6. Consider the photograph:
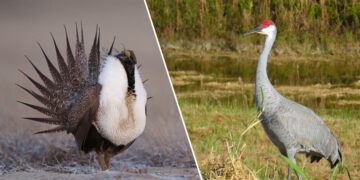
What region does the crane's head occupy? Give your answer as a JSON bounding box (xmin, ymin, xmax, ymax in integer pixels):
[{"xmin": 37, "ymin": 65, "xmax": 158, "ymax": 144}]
[{"xmin": 244, "ymin": 20, "xmax": 276, "ymax": 37}]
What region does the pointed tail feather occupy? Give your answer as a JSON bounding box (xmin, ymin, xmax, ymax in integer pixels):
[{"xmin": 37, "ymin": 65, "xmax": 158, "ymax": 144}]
[
  {"xmin": 16, "ymin": 84, "xmax": 54, "ymax": 109},
  {"xmin": 64, "ymin": 25, "xmax": 82, "ymax": 88},
  {"xmin": 75, "ymin": 22, "xmax": 86, "ymax": 61},
  {"xmin": 18, "ymin": 69, "xmax": 52, "ymax": 98},
  {"xmin": 80, "ymin": 22, "xmax": 84, "ymax": 45},
  {"xmin": 24, "ymin": 117, "xmax": 62, "ymax": 125},
  {"xmin": 108, "ymin": 36, "xmax": 116, "ymax": 55},
  {"xmin": 64, "ymin": 25, "xmax": 77, "ymax": 74},
  {"xmin": 25, "ymin": 56, "xmax": 56, "ymax": 90},
  {"xmin": 88, "ymin": 26, "xmax": 99, "ymax": 83},
  {"xmin": 34, "ymin": 125, "xmax": 65, "ymax": 134},
  {"xmin": 97, "ymin": 27, "xmax": 100, "ymax": 60},
  {"xmin": 38, "ymin": 42, "xmax": 63, "ymax": 84},
  {"xmin": 17, "ymin": 101, "xmax": 57, "ymax": 117},
  {"xmin": 50, "ymin": 33, "xmax": 70, "ymax": 82},
  {"xmin": 75, "ymin": 22, "xmax": 88, "ymax": 81}
]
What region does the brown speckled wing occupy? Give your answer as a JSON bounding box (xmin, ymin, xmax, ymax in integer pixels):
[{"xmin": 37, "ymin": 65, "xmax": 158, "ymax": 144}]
[
  {"xmin": 71, "ymin": 84, "xmax": 102, "ymax": 149},
  {"xmin": 67, "ymin": 84, "xmax": 101, "ymax": 133}
]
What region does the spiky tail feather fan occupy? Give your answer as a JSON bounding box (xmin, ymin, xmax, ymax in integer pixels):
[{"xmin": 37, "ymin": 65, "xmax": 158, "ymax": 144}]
[{"xmin": 18, "ymin": 24, "xmax": 106, "ymax": 134}]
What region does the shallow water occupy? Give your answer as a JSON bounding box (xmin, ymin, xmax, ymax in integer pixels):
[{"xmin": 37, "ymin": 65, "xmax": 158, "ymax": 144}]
[
  {"xmin": 166, "ymin": 54, "xmax": 360, "ymax": 85},
  {"xmin": 166, "ymin": 53, "xmax": 360, "ymax": 112}
]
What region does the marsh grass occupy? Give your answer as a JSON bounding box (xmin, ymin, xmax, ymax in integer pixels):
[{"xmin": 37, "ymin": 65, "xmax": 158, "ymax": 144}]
[{"xmin": 199, "ymin": 109, "xmax": 261, "ymax": 179}]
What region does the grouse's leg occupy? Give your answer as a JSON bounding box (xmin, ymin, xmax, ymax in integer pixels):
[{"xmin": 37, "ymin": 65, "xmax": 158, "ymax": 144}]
[
  {"xmin": 96, "ymin": 152, "xmax": 108, "ymax": 170},
  {"xmin": 104, "ymin": 152, "xmax": 112, "ymax": 169}
]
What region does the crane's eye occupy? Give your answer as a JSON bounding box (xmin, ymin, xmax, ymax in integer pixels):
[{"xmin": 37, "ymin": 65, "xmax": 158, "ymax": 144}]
[{"xmin": 125, "ymin": 50, "xmax": 131, "ymax": 58}]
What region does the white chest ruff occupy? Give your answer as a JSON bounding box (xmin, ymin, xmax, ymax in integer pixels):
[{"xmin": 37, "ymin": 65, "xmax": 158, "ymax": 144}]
[{"xmin": 96, "ymin": 56, "xmax": 147, "ymax": 146}]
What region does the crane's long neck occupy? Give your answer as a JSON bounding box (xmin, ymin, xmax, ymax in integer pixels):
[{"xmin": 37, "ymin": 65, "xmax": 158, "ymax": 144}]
[{"xmin": 255, "ymin": 32, "xmax": 280, "ymax": 111}]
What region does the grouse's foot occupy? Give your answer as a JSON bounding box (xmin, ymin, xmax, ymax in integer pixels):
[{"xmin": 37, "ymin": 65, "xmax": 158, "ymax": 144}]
[
  {"xmin": 104, "ymin": 152, "xmax": 112, "ymax": 169},
  {"xmin": 96, "ymin": 152, "xmax": 109, "ymax": 170}
]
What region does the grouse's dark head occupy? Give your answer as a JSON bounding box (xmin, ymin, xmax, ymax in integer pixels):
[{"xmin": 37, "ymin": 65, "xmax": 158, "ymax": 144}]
[{"xmin": 116, "ymin": 50, "xmax": 137, "ymax": 65}]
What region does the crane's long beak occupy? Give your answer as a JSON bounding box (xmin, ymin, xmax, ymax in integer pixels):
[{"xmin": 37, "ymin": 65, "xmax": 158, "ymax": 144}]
[{"xmin": 243, "ymin": 25, "xmax": 263, "ymax": 36}]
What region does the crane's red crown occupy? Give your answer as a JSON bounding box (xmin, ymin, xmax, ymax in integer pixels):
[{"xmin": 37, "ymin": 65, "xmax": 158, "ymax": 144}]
[{"xmin": 262, "ymin": 20, "xmax": 274, "ymax": 28}]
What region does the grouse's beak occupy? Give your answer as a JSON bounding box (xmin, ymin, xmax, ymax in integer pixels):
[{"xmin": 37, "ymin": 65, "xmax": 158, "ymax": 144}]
[{"xmin": 243, "ymin": 25, "xmax": 263, "ymax": 36}]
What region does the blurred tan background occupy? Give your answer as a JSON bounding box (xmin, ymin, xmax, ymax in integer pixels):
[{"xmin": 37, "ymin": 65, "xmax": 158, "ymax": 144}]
[{"xmin": 0, "ymin": 0, "xmax": 196, "ymax": 172}]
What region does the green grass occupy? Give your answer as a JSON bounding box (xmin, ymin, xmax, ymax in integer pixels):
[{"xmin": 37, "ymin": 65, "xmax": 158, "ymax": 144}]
[{"xmin": 179, "ymin": 98, "xmax": 358, "ymax": 179}]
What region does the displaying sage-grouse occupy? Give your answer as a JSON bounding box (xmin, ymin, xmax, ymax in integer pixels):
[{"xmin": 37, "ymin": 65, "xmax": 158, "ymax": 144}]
[{"xmin": 17, "ymin": 25, "xmax": 147, "ymax": 170}]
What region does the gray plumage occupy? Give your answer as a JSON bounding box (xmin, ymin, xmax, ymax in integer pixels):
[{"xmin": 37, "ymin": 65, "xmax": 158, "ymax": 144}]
[{"xmin": 245, "ymin": 20, "xmax": 342, "ymax": 180}]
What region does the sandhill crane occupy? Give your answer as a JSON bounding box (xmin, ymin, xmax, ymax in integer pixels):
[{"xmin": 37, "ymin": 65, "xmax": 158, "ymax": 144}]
[{"xmin": 243, "ymin": 20, "xmax": 342, "ymax": 180}]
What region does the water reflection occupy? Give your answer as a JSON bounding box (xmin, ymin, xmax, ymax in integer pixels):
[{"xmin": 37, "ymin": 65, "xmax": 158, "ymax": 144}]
[{"xmin": 166, "ymin": 53, "xmax": 360, "ymax": 112}]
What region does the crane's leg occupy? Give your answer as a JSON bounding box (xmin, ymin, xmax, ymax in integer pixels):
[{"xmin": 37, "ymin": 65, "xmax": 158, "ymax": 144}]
[
  {"xmin": 287, "ymin": 149, "xmax": 302, "ymax": 180},
  {"xmin": 287, "ymin": 163, "xmax": 292, "ymax": 180}
]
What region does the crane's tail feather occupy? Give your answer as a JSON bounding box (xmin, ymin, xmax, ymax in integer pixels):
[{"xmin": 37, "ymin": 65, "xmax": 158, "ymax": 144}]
[
  {"xmin": 310, "ymin": 155, "xmax": 321, "ymax": 163},
  {"xmin": 330, "ymin": 134, "xmax": 343, "ymax": 168},
  {"xmin": 18, "ymin": 24, "xmax": 102, "ymax": 134},
  {"xmin": 307, "ymin": 144, "xmax": 342, "ymax": 169},
  {"xmin": 330, "ymin": 148, "xmax": 343, "ymax": 169}
]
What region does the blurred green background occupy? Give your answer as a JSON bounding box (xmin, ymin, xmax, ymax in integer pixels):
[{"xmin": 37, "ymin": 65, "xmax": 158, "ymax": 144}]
[{"xmin": 148, "ymin": 0, "xmax": 360, "ymax": 55}]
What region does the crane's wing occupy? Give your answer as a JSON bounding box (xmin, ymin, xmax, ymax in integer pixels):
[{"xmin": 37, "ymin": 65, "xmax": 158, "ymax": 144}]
[
  {"xmin": 278, "ymin": 98, "xmax": 342, "ymax": 167},
  {"xmin": 18, "ymin": 25, "xmax": 102, "ymax": 134}
]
